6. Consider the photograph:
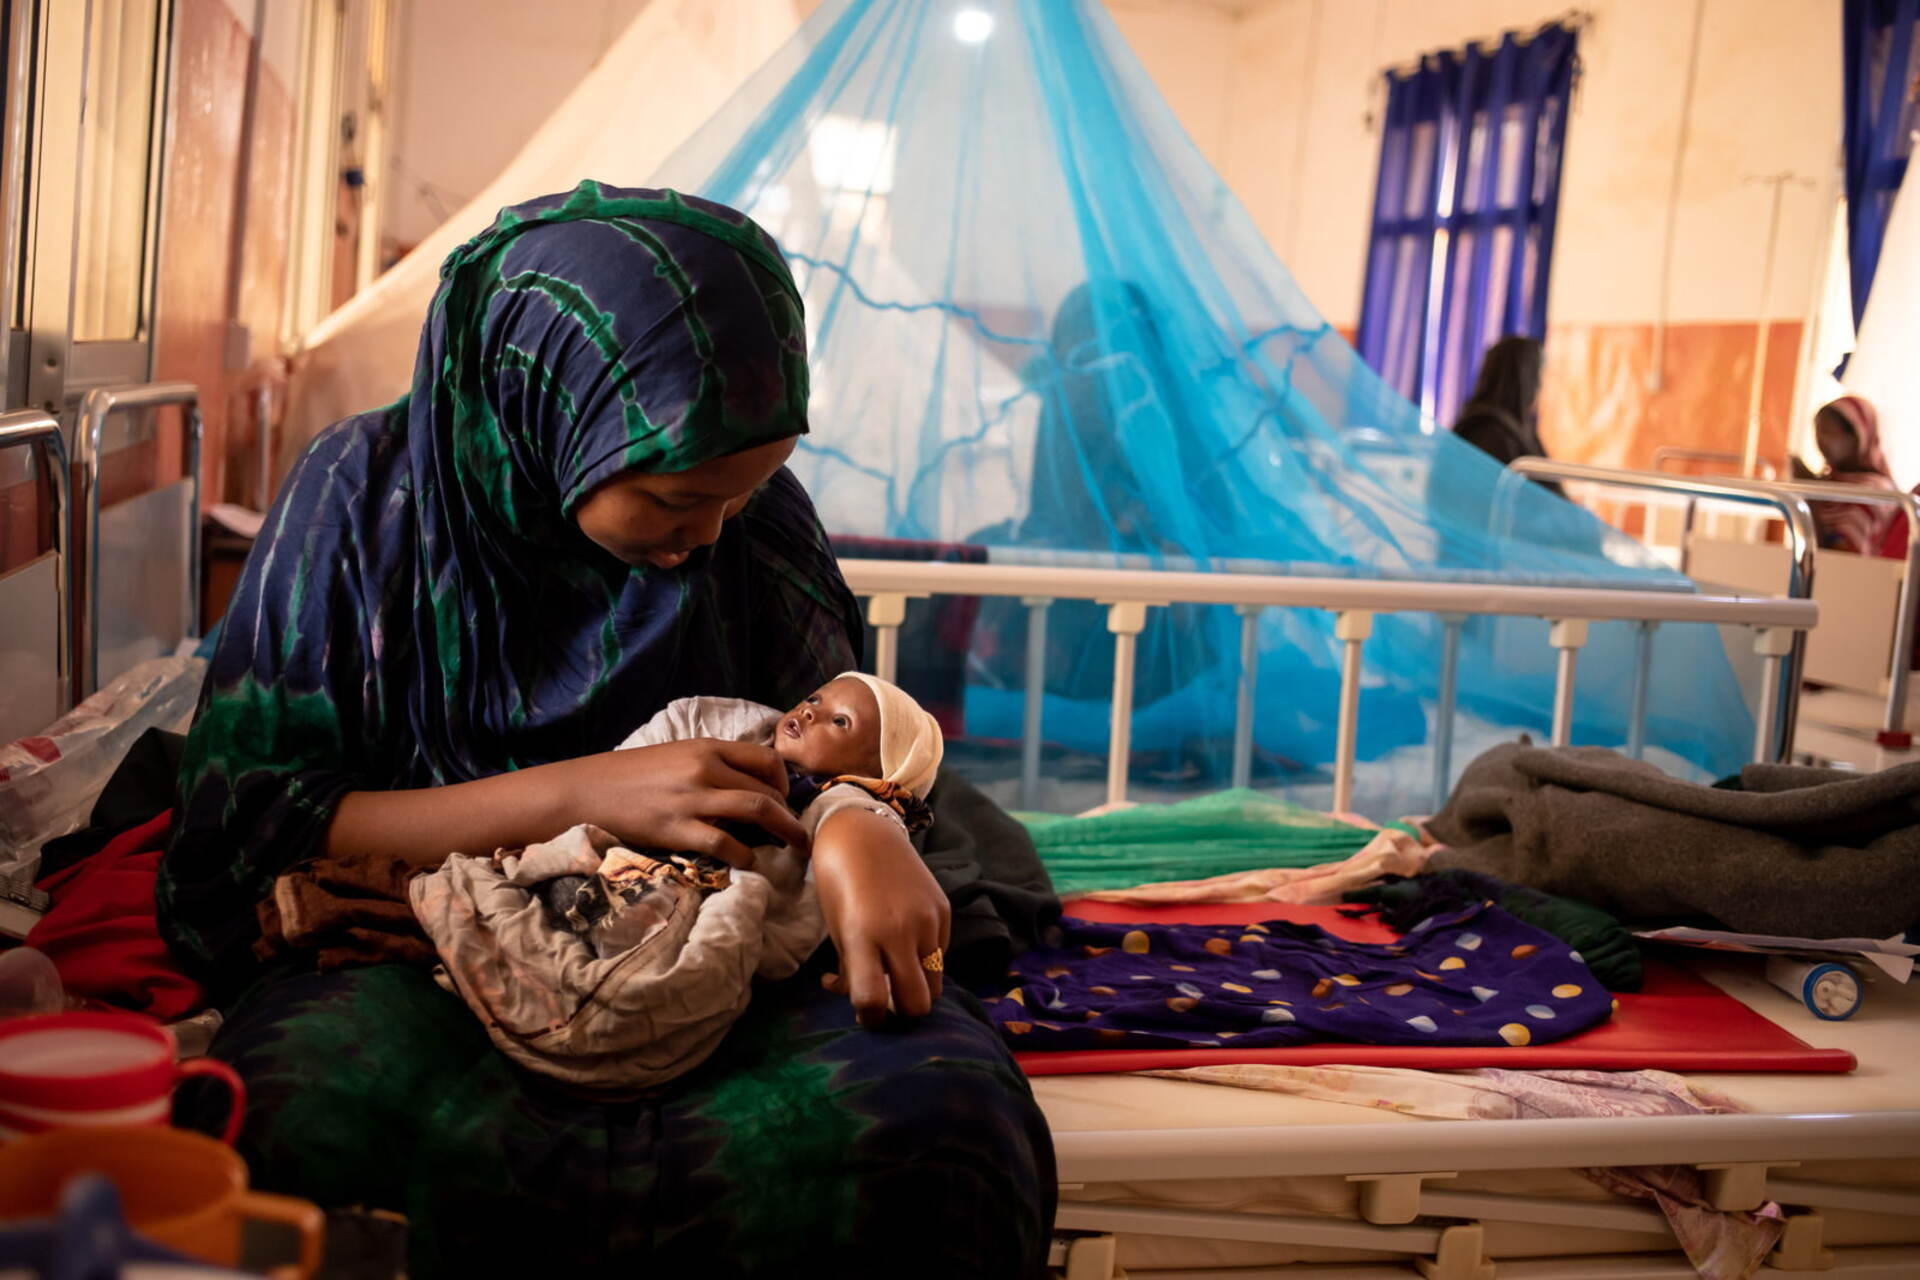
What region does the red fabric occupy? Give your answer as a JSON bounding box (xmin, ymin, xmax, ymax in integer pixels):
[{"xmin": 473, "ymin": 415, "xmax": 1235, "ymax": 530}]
[
  {"xmin": 1015, "ymin": 901, "xmax": 1855, "ymax": 1077},
  {"xmin": 27, "ymin": 810, "xmax": 205, "ymax": 1020}
]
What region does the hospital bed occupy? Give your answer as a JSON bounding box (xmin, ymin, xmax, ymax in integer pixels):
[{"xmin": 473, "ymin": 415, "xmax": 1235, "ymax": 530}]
[
  {"xmin": 0, "ymin": 387, "xmax": 202, "ymax": 750},
  {"xmin": 837, "ymin": 557, "xmax": 1920, "ymax": 1279},
  {"xmin": 1507, "ymin": 458, "xmax": 1920, "ymax": 765},
  {"xmin": 7, "ymin": 403, "xmax": 1916, "ymax": 1277}
]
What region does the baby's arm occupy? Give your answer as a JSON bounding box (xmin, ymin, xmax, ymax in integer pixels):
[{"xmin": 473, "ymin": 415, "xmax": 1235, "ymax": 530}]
[{"xmin": 811, "ymin": 804, "xmax": 949, "ymax": 1027}]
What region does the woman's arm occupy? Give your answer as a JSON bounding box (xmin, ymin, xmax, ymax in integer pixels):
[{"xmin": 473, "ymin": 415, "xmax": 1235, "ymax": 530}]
[
  {"xmin": 813, "ymin": 806, "xmax": 952, "ymax": 1028},
  {"xmin": 325, "ymin": 739, "xmax": 811, "ymax": 868}
]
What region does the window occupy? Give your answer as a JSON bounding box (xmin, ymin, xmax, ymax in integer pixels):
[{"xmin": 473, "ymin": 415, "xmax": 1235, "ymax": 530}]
[{"xmin": 1355, "ymin": 23, "xmax": 1579, "ymax": 430}]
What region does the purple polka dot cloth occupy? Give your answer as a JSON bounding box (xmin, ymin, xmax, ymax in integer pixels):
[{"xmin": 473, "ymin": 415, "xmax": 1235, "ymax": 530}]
[{"xmin": 986, "ymin": 902, "xmax": 1613, "ymax": 1051}]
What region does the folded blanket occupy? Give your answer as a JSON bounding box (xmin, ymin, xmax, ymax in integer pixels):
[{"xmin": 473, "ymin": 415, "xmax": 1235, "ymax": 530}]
[
  {"xmin": 1023, "ymin": 789, "xmax": 1383, "ymax": 897},
  {"xmin": 1428, "ymin": 743, "xmax": 1920, "ymax": 937}
]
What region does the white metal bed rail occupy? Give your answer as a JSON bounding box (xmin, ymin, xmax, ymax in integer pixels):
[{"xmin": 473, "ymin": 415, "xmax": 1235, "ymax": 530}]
[
  {"xmin": 1508, "ymin": 458, "xmax": 1920, "ymax": 748},
  {"xmin": 835, "ymin": 559, "xmax": 1818, "ymax": 814},
  {"xmin": 1495, "ymin": 459, "xmax": 1820, "ymax": 766},
  {"xmin": 74, "ymin": 381, "xmax": 203, "ymax": 696},
  {"xmin": 0, "ymin": 410, "xmax": 74, "ymax": 714}
]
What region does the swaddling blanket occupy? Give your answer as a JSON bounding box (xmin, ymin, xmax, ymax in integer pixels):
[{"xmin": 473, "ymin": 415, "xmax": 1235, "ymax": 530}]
[{"xmin": 410, "ymin": 697, "xmax": 909, "ymax": 1094}]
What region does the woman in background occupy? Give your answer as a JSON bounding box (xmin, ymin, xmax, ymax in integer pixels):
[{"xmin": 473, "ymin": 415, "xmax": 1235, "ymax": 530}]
[
  {"xmin": 1450, "ymin": 335, "xmax": 1562, "ymax": 496},
  {"xmin": 1809, "ymin": 395, "xmax": 1907, "ymax": 558}
]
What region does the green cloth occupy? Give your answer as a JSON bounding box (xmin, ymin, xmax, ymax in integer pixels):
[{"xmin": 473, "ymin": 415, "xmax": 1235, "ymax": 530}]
[
  {"xmin": 1020, "ymin": 789, "xmax": 1386, "ymax": 897},
  {"xmin": 1347, "ymin": 869, "xmax": 1644, "ymax": 991}
]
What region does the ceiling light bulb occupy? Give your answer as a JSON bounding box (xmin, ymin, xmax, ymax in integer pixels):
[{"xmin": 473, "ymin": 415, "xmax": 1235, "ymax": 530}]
[{"xmin": 954, "ymin": 8, "xmax": 994, "ymax": 43}]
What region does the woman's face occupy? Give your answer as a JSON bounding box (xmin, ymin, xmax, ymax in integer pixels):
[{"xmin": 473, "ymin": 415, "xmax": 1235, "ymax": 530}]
[
  {"xmin": 574, "ymin": 436, "xmax": 798, "ymax": 569},
  {"xmin": 1816, "ymin": 410, "xmax": 1860, "ymax": 470}
]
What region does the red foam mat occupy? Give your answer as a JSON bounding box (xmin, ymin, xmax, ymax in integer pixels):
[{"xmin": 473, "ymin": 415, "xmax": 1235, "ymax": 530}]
[{"xmin": 1012, "ymin": 901, "xmax": 1855, "ymax": 1076}]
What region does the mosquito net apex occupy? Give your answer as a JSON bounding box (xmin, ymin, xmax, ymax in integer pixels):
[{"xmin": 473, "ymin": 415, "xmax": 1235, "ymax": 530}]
[{"xmin": 646, "ymin": 0, "xmax": 1755, "ymax": 803}]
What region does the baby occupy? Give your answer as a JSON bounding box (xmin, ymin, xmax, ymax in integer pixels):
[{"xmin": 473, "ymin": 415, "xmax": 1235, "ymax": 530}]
[
  {"xmin": 408, "ymin": 673, "xmax": 943, "ymax": 1094},
  {"xmin": 543, "ymin": 674, "xmax": 941, "ymax": 955}
]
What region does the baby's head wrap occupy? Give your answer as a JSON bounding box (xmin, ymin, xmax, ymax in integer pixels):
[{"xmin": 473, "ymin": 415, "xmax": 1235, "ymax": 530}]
[{"xmin": 837, "ymin": 673, "xmax": 944, "ymax": 799}]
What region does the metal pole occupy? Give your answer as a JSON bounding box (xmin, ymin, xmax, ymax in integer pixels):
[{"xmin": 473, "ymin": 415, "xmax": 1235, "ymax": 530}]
[
  {"xmin": 1627, "ymin": 620, "xmax": 1657, "ymax": 759},
  {"xmin": 1104, "ymin": 602, "xmax": 1149, "ymax": 810},
  {"xmin": 1020, "ymin": 597, "xmax": 1050, "ymax": 811},
  {"xmin": 1332, "ymin": 610, "xmax": 1373, "ymax": 815},
  {"xmin": 1548, "ymin": 619, "xmax": 1589, "ymax": 748},
  {"xmin": 184, "ymin": 406, "xmax": 204, "ymax": 641},
  {"xmin": 1749, "ymin": 627, "xmax": 1797, "ymax": 762},
  {"xmin": 1231, "ymin": 605, "xmax": 1261, "ymax": 789},
  {"xmin": 1740, "ymin": 175, "xmax": 1795, "ymax": 478},
  {"xmin": 1885, "ymin": 504, "xmax": 1920, "ymax": 739},
  {"xmin": 76, "ymin": 383, "xmax": 202, "ymax": 695},
  {"xmin": 0, "ymin": 411, "xmax": 73, "ymax": 714},
  {"xmin": 0, "ymin": 2, "xmax": 34, "ymax": 401},
  {"xmin": 1431, "ymin": 614, "xmax": 1464, "ymax": 812},
  {"xmin": 865, "ymin": 593, "xmax": 906, "ymax": 684}
]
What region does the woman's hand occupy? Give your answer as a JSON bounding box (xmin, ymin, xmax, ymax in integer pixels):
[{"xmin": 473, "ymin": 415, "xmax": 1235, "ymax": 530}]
[
  {"xmin": 550, "ymin": 739, "xmax": 809, "ymax": 866},
  {"xmin": 325, "ymin": 737, "xmax": 806, "ymax": 868},
  {"xmin": 814, "ymin": 807, "xmax": 951, "ymax": 1029}
]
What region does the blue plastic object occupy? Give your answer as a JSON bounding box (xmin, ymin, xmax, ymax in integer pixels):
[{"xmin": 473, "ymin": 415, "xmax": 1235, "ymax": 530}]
[
  {"xmin": 651, "ymin": 0, "xmax": 1755, "ymax": 808},
  {"xmin": 0, "ymin": 1175, "xmax": 249, "ymax": 1279}
]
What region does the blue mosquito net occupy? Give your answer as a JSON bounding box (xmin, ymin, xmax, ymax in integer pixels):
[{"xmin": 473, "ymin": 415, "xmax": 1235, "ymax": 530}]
[{"xmin": 649, "ymin": 0, "xmax": 1757, "ymax": 812}]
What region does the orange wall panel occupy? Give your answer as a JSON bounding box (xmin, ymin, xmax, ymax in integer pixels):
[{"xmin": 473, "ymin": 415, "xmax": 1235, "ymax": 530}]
[{"xmin": 1538, "ymin": 320, "xmax": 1804, "ymax": 478}]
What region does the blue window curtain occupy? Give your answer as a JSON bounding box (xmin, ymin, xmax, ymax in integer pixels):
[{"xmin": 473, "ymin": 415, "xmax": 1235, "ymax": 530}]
[
  {"xmin": 1357, "ymin": 24, "xmax": 1578, "ymax": 430},
  {"xmin": 1844, "ymin": 0, "xmax": 1919, "ymax": 327}
]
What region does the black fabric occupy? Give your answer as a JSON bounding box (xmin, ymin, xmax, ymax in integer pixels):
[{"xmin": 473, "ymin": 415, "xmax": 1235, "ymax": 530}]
[
  {"xmin": 1451, "ymin": 408, "xmax": 1565, "ymax": 497},
  {"xmin": 916, "ymin": 768, "xmax": 1061, "ymax": 987},
  {"xmin": 1346, "ymin": 868, "xmax": 1643, "ymax": 992},
  {"xmin": 37, "ymin": 729, "xmax": 186, "ymax": 879}
]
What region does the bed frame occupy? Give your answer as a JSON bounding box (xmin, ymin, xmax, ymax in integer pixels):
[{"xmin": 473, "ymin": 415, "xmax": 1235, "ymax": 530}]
[
  {"xmin": 1513, "ymin": 459, "xmax": 1920, "ymax": 753},
  {"xmin": 834, "ymin": 557, "xmax": 1913, "ymax": 1280},
  {"xmin": 8, "ymin": 424, "xmax": 1912, "ymax": 1277}
]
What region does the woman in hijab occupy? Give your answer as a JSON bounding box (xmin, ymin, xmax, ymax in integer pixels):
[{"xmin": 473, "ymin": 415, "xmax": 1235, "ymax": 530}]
[
  {"xmin": 975, "ymin": 280, "xmax": 1219, "ymax": 712},
  {"xmin": 1810, "ymin": 395, "xmax": 1907, "ymax": 557},
  {"xmin": 158, "ymin": 184, "xmax": 1054, "ymax": 1277}
]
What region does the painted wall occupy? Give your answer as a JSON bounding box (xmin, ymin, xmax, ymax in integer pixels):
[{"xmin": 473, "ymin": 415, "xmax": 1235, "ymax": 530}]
[
  {"xmin": 1223, "ymin": 0, "xmax": 1840, "ymax": 329},
  {"xmin": 378, "ymin": 0, "xmax": 1248, "ymax": 251},
  {"xmin": 374, "ymin": 0, "xmax": 1844, "ymax": 474},
  {"xmin": 1218, "ymin": 0, "xmax": 1842, "ymax": 472},
  {"xmin": 383, "ymin": 0, "xmax": 651, "ymax": 250}
]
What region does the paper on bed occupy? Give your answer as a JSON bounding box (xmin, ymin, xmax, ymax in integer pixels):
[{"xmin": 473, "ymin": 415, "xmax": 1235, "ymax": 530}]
[{"xmin": 1634, "ymin": 926, "xmax": 1919, "ymax": 982}]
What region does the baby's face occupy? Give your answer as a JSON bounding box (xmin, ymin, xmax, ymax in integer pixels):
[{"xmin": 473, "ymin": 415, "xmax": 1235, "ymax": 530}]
[{"xmin": 777, "ymin": 678, "xmax": 884, "ymax": 778}]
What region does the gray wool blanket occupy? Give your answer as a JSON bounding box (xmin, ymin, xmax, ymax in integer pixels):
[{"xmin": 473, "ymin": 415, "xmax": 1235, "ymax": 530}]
[{"xmin": 1427, "ymin": 743, "xmax": 1920, "ymax": 937}]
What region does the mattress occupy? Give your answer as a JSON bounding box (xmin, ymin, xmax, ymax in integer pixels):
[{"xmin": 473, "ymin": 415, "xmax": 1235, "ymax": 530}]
[{"xmin": 1033, "ymin": 951, "xmax": 1920, "ymax": 1273}]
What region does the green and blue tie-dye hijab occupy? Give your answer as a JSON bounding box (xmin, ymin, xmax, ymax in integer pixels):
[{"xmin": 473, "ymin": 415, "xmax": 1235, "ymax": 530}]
[{"xmin": 160, "ymin": 183, "xmax": 861, "ymax": 988}]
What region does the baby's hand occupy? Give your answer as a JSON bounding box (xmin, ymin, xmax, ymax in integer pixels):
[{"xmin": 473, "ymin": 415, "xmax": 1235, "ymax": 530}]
[{"xmin": 553, "ymin": 739, "xmax": 809, "ymax": 866}]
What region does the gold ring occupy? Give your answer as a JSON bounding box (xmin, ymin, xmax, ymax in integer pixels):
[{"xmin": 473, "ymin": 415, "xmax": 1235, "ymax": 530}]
[{"xmin": 920, "ymin": 949, "xmax": 944, "ymax": 974}]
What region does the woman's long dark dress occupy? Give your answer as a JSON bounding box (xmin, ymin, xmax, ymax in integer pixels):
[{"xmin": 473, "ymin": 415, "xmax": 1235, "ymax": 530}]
[{"xmin": 159, "ymin": 184, "xmax": 1055, "ymax": 1276}]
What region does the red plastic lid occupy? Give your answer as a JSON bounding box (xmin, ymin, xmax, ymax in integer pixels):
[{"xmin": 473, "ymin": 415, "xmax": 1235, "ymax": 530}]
[{"xmin": 0, "ymin": 1011, "xmax": 176, "ymax": 1111}]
